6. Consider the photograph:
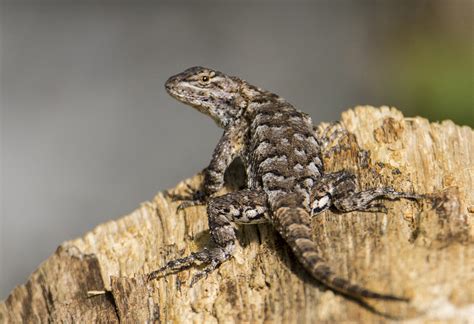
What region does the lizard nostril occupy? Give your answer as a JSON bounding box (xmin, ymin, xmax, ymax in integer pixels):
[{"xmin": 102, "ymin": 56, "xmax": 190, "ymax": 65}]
[{"xmin": 165, "ymin": 75, "xmax": 180, "ymax": 89}]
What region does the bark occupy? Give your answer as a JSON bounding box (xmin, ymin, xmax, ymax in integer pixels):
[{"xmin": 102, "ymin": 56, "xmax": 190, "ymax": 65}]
[{"xmin": 1, "ymin": 106, "xmax": 473, "ymax": 323}]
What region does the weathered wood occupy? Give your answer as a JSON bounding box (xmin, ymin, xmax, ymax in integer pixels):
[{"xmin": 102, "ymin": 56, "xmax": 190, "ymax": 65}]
[{"xmin": 1, "ymin": 106, "xmax": 473, "ymax": 323}]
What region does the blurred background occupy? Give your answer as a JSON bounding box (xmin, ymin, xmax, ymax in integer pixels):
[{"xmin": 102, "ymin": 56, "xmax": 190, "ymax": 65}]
[{"xmin": 0, "ymin": 1, "xmax": 472, "ymax": 299}]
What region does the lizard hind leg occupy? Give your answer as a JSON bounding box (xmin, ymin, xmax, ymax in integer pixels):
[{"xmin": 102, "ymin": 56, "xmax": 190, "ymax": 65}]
[
  {"xmin": 332, "ymin": 183, "xmax": 423, "ymax": 213},
  {"xmin": 148, "ymin": 189, "xmax": 269, "ymax": 286},
  {"xmin": 311, "ymin": 170, "xmax": 423, "ymax": 214}
]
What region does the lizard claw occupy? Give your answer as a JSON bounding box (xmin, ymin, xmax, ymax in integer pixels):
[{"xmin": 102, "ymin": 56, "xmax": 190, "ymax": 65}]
[
  {"xmin": 189, "ymin": 271, "xmax": 208, "ymax": 287},
  {"xmin": 147, "ymin": 267, "xmax": 166, "ymax": 282},
  {"xmin": 168, "ymin": 183, "xmax": 208, "ymax": 210},
  {"xmin": 384, "ymin": 188, "xmax": 426, "ymax": 201},
  {"xmin": 167, "ymin": 183, "xmax": 197, "ymax": 201},
  {"xmin": 177, "ymin": 199, "xmax": 206, "ymax": 211},
  {"xmin": 361, "ymin": 202, "xmax": 388, "ymax": 213}
]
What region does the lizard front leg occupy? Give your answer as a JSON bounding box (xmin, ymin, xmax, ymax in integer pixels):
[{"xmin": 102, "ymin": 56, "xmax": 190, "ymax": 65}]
[
  {"xmin": 174, "ymin": 121, "xmax": 248, "ymax": 209},
  {"xmin": 310, "ymin": 170, "xmax": 423, "ymax": 214},
  {"xmin": 148, "ymin": 189, "xmax": 268, "ymax": 285}
]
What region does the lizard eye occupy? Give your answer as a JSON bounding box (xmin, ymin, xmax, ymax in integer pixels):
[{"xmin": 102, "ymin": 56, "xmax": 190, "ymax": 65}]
[{"xmin": 201, "ymin": 75, "xmax": 209, "ymax": 82}]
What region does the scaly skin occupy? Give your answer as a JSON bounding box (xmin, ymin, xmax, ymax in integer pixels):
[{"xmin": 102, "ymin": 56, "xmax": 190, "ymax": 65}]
[{"xmin": 149, "ymin": 66, "xmax": 422, "ymax": 301}]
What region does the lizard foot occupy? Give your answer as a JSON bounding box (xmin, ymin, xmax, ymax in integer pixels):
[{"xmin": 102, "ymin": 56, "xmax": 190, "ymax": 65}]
[{"xmin": 168, "ymin": 183, "xmax": 207, "ymax": 210}]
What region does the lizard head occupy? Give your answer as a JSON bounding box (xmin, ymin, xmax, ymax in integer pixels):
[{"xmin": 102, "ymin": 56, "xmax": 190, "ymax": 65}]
[{"xmin": 165, "ymin": 66, "xmax": 246, "ymax": 128}]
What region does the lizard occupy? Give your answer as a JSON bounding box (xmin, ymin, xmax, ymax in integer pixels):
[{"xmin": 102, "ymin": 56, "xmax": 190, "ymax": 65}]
[{"xmin": 148, "ymin": 66, "xmax": 422, "ymax": 302}]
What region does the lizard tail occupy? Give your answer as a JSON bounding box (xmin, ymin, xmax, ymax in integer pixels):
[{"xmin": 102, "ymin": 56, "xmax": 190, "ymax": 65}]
[{"xmin": 273, "ymin": 207, "xmax": 409, "ymax": 302}]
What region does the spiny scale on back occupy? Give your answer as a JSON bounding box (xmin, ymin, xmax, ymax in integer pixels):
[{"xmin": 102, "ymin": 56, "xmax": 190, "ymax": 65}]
[{"xmin": 152, "ymin": 66, "xmax": 419, "ymax": 302}]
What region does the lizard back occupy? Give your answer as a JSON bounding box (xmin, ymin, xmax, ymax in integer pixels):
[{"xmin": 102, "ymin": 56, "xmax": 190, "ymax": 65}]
[
  {"xmin": 247, "ymin": 100, "xmax": 323, "ymax": 211},
  {"xmin": 246, "ymin": 99, "xmax": 408, "ymax": 301}
]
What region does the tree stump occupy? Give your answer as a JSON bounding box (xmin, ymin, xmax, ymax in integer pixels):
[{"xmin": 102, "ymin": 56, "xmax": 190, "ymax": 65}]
[{"xmin": 1, "ymin": 106, "xmax": 473, "ymax": 323}]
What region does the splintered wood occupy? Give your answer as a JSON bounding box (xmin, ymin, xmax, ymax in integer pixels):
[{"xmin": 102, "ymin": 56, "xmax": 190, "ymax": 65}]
[{"xmin": 1, "ymin": 107, "xmax": 473, "ymax": 323}]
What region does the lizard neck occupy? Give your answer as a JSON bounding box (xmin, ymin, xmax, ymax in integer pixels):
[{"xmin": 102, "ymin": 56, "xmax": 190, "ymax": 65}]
[{"xmin": 237, "ymin": 80, "xmax": 287, "ymax": 121}]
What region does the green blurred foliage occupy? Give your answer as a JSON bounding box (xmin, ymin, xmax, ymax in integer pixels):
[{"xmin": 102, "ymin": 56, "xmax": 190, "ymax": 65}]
[{"xmin": 388, "ymin": 36, "xmax": 473, "ymax": 127}]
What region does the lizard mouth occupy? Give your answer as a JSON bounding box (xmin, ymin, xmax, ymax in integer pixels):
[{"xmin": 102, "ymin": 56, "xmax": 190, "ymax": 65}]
[
  {"xmin": 165, "ymin": 79, "xmax": 211, "ymax": 109},
  {"xmin": 165, "ymin": 85, "xmax": 214, "ymax": 117},
  {"xmin": 165, "ymin": 86, "xmax": 182, "ymax": 101}
]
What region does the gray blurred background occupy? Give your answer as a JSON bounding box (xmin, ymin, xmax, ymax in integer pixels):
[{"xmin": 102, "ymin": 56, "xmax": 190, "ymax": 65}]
[{"xmin": 1, "ymin": 1, "xmax": 472, "ymax": 299}]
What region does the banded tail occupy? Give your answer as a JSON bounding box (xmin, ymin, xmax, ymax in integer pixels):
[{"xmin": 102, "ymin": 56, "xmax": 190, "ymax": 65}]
[{"xmin": 273, "ymin": 207, "xmax": 409, "ymax": 302}]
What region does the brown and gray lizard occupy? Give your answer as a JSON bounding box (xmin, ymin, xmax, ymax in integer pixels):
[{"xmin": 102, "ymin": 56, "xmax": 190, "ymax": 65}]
[{"xmin": 148, "ymin": 66, "xmax": 422, "ymax": 301}]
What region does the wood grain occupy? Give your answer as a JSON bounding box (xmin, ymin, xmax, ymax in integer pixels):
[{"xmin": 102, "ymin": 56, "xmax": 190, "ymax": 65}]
[{"xmin": 1, "ymin": 106, "xmax": 472, "ymax": 323}]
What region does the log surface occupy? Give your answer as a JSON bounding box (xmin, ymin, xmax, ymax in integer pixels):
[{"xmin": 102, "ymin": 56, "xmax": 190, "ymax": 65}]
[{"xmin": 1, "ymin": 106, "xmax": 473, "ymax": 323}]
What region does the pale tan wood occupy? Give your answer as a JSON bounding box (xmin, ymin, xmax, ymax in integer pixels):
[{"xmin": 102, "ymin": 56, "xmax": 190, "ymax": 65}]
[{"xmin": 1, "ymin": 106, "xmax": 473, "ymax": 323}]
